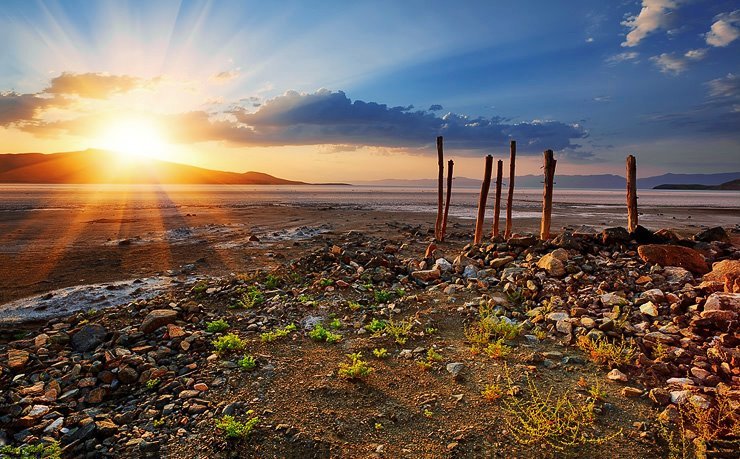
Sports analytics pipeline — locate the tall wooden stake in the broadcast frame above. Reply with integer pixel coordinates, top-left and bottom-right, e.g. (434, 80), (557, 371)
(474, 155), (493, 244)
(435, 136), (444, 240)
(440, 160), (454, 241)
(626, 155), (638, 233)
(505, 140), (516, 239)
(540, 149), (556, 240)
(492, 159), (503, 237)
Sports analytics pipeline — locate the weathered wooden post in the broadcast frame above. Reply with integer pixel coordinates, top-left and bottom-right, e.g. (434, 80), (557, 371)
(435, 136), (444, 240)
(540, 149), (556, 240)
(626, 155), (638, 233)
(505, 140), (516, 239)
(474, 155), (493, 244)
(440, 160), (454, 241)
(492, 160), (503, 237)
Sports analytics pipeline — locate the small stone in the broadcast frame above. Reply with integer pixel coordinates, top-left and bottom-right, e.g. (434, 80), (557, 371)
(8, 349), (29, 370)
(179, 390), (200, 399)
(71, 324), (108, 352)
(621, 387), (643, 398)
(639, 302), (658, 317)
(489, 256), (514, 269)
(140, 309), (178, 334)
(118, 367), (139, 384)
(194, 383), (208, 392)
(411, 269), (440, 283)
(446, 362), (464, 377)
(166, 324), (186, 338)
(607, 369), (628, 382)
(537, 252), (566, 277)
(28, 405), (50, 418)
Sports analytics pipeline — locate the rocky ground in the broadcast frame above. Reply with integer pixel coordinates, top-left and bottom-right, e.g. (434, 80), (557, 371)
(0, 224), (738, 458)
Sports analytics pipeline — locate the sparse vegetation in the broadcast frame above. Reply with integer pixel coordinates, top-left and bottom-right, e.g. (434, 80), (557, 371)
(145, 378), (161, 390)
(481, 383), (503, 402)
(205, 318), (230, 333)
(260, 323), (297, 342)
(0, 441), (62, 459)
(215, 412), (260, 439)
(426, 348), (443, 362)
(237, 354), (257, 370)
(191, 282), (208, 295)
(329, 318), (342, 329)
(309, 323), (342, 343)
(386, 318), (413, 344)
(483, 339), (512, 359)
(576, 335), (636, 367)
(374, 289), (394, 303)
(372, 348), (388, 358)
(465, 315), (521, 350)
(264, 274), (281, 289)
(338, 352), (374, 380)
(318, 277), (334, 287)
(233, 285), (265, 309)
(366, 318), (387, 333)
(212, 333), (246, 354)
(348, 300), (363, 311)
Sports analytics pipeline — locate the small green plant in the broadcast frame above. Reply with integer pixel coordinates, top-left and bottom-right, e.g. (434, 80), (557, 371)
(366, 318), (387, 333)
(264, 274), (281, 289)
(484, 339), (512, 359)
(532, 327), (548, 341)
(505, 288), (525, 308)
(260, 323), (297, 342)
(153, 418), (165, 428)
(482, 383), (504, 402)
(212, 333), (246, 354)
(145, 378), (160, 390)
(588, 380), (607, 402)
(417, 360), (433, 371)
(233, 285), (265, 309)
(386, 318), (413, 344)
(297, 293), (316, 306)
(206, 319), (230, 333)
(374, 422), (384, 431)
(425, 327), (437, 335)
(0, 441), (62, 459)
(576, 335), (637, 367)
(423, 409), (433, 418)
(319, 277), (334, 287)
(191, 282), (208, 295)
(395, 288), (406, 297)
(652, 341), (670, 361)
(465, 316), (521, 349)
(348, 300), (363, 311)
(238, 354), (257, 370)
(338, 352), (374, 380)
(426, 348), (443, 362)
(372, 348), (388, 358)
(329, 318), (342, 329)
(374, 289), (394, 304)
(309, 323), (342, 344)
(215, 412), (260, 439)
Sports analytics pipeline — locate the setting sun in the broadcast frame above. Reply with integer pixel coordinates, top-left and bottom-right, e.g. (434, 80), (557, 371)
(94, 118), (169, 161)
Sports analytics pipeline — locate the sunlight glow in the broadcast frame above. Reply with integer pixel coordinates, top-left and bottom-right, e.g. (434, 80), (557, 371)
(94, 118), (169, 161)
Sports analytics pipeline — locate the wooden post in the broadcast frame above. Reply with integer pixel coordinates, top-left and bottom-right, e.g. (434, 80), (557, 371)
(626, 155), (638, 233)
(492, 160), (503, 237)
(504, 140), (516, 239)
(540, 149), (556, 240)
(474, 155), (493, 244)
(435, 136), (444, 240)
(440, 160), (454, 241)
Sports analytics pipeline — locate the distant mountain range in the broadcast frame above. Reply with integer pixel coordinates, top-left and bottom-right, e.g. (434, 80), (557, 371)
(654, 179), (740, 190)
(0, 150), (307, 185)
(356, 172), (740, 189)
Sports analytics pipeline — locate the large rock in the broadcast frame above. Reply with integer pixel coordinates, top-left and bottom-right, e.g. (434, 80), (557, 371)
(411, 269), (441, 283)
(507, 234), (537, 247)
(601, 227), (630, 245)
(537, 249), (568, 277)
(637, 244), (709, 275)
(703, 259), (740, 293)
(489, 256), (514, 269)
(8, 348), (29, 370)
(703, 292), (740, 313)
(694, 226), (730, 243)
(71, 324), (108, 352)
(140, 309), (178, 334)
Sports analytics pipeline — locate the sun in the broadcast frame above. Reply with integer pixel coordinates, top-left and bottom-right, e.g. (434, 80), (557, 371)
(95, 118), (169, 161)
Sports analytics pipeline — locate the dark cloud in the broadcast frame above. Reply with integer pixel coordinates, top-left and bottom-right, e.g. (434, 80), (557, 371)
(0, 91), (62, 127)
(45, 72), (155, 99)
(428, 104), (443, 111)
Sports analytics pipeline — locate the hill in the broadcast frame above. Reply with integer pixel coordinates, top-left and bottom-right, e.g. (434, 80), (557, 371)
(654, 179), (740, 190)
(0, 150), (305, 185)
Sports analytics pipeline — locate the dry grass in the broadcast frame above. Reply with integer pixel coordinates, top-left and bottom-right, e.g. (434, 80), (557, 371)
(576, 335), (636, 368)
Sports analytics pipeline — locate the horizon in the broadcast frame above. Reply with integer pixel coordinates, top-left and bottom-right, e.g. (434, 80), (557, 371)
(1, 1), (739, 181)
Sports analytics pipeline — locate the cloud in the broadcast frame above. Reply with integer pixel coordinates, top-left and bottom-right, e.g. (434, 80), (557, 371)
(707, 73), (739, 99)
(650, 49), (705, 74)
(209, 70), (241, 84)
(428, 104), (443, 111)
(683, 48), (707, 60)
(621, 0), (679, 47)
(705, 10), (740, 47)
(593, 96), (612, 103)
(606, 52), (639, 64)
(585, 37), (594, 43)
(45, 72), (156, 99)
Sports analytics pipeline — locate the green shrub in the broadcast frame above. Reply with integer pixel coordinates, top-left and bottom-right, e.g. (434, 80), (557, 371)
(386, 319), (413, 344)
(237, 354), (257, 370)
(374, 289), (394, 304)
(215, 412), (260, 439)
(265, 274), (281, 289)
(212, 333), (246, 354)
(233, 286), (265, 309)
(372, 348), (388, 358)
(338, 353), (374, 379)
(0, 441), (62, 459)
(260, 323), (297, 342)
(366, 318), (387, 333)
(206, 319), (230, 333)
(309, 323), (342, 344)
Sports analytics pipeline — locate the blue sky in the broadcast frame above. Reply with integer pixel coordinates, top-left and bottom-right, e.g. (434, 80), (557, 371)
(0, 0), (738, 180)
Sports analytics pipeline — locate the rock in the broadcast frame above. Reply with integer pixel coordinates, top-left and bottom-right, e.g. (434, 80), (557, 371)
(663, 267), (693, 286)
(8, 348), (29, 370)
(453, 255), (477, 270)
(639, 302), (659, 317)
(118, 367), (139, 384)
(670, 390), (692, 404)
(86, 387), (107, 404)
(649, 388), (671, 406)
(537, 251), (567, 277)
(95, 419), (118, 437)
(694, 226), (730, 243)
(641, 289), (665, 303)
(435, 258), (453, 273)
(546, 312), (570, 322)
(462, 265), (479, 279)
(411, 269), (440, 283)
(140, 309), (178, 334)
(607, 369), (628, 382)
(194, 383), (209, 391)
(703, 292), (740, 313)
(489, 256), (514, 269)
(507, 234), (537, 247)
(637, 244), (709, 275)
(601, 227), (630, 245)
(621, 387), (643, 398)
(630, 225), (654, 244)
(28, 405), (50, 418)
(601, 292), (628, 307)
(555, 319), (572, 335)
(446, 362), (464, 377)
(166, 324), (186, 338)
(703, 259), (740, 293)
(61, 422), (96, 445)
(552, 231), (582, 250)
(71, 324), (108, 352)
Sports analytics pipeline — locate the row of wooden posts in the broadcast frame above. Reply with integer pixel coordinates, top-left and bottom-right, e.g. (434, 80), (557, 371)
(433, 136), (639, 244)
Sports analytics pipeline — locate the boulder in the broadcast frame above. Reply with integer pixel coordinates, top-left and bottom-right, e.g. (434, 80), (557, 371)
(694, 226), (730, 243)
(630, 225), (654, 244)
(507, 234), (537, 247)
(703, 292), (740, 313)
(703, 259), (740, 293)
(552, 231), (582, 250)
(637, 244), (709, 275)
(140, 309), (178, 334)
(654, 228), (681, 243)
(71, 324), (108, 352)
(639, 302), (658, 317)
(537, 252), (566, 277)
(411, 269), (441, 283)
(489, 256), (514, 269)
(601, 227), (630, 245)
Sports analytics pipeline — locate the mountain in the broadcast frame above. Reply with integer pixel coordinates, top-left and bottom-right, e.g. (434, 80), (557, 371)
(654, 179), (740, 190)
(356, 172), (740, 189)
(0, 150), (306, 185)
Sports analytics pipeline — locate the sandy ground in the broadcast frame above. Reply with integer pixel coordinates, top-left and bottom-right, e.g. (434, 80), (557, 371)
(0, 202), (737, 307)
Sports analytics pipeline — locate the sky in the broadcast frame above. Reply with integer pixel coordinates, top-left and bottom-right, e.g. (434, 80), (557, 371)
(0, 0), (738, 181)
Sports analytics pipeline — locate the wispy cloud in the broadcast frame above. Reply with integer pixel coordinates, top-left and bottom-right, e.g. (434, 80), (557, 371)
(209, 70), (241, 84)
(606, 52), (639, 64)
(621, 0), (679, 47)
(705, 10), (740, 47)
(650, 48), (706, 75)
(45, 72), (158, 99)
